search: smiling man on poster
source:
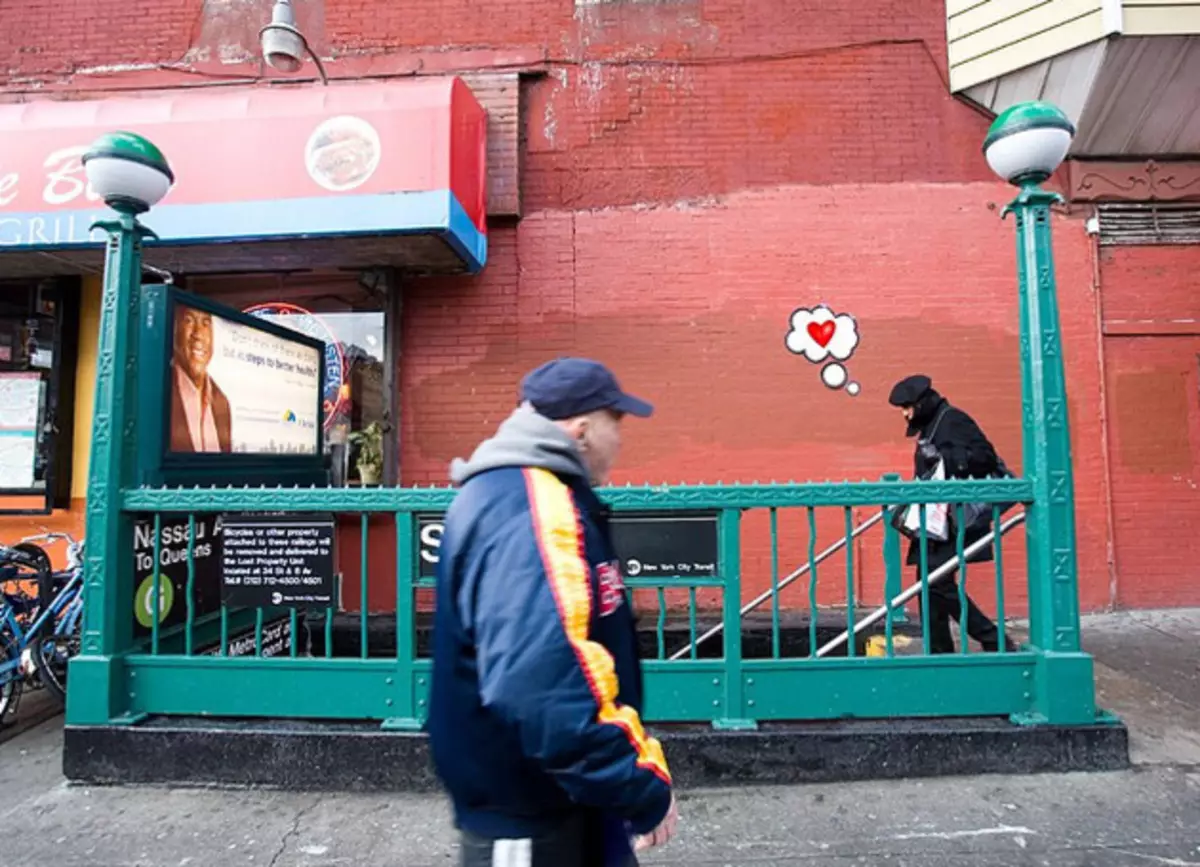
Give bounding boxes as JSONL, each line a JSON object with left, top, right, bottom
{"left": 170, "top": 305, "right": 232, "bottom": 453}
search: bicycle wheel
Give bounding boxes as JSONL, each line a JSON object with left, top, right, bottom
{"left": 33, "top": 597, "right": 81, "bottom": 706}
{"left": 0, "top": 678, "right": 20, "bottom": 724}
{"left": 0, "top": 628, "right": 21, "bottom": 725}
{"left": 11, "top": 543, "right": 54, "bottom": 612}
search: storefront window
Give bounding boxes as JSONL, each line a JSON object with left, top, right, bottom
{"left": 0, "top": 279, "right": 79, "bottom": 513}
{"left": 185, "top": 274, "right": 393, "bottom": 487}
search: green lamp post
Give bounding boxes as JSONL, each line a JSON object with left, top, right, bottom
{"left": 67, "top": 132, "right": 173, "bottom": 726}
{"left": 984, "top": 102, "right": 1096, "bottom": 725}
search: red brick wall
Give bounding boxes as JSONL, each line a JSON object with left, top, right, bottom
{"left": 399, "top": 186, "right": 1112, "bottom": 615}
{"left": 1, "top": 0, "right": 954, "bottom": 89}
{"left": 1, "top": 0, "right": 1132, "bottom": 615}
{"left": 1100, "top": 246, "right": 1200, "bottom": 609}
{"left": 1101, "top": 245, "right": 1200, "bottom": 325}
{"left": 0, "top": 0, "right": 195, "bottom": 82}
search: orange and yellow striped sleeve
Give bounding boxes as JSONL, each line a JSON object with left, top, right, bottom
{"left": 524, "top": 467, "right": 672, "bottom": 787}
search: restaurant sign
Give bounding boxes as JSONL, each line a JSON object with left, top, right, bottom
{"left": 0, "top": 78, "right": 489, "bottom": 271}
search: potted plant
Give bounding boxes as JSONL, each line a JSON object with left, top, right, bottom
{"left": 347, "top": 421, "right": 384, "bottom": 486}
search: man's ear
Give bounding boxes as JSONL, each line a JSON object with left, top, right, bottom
{"left": 564, "top": 415, "right": 589, "bottom": 447}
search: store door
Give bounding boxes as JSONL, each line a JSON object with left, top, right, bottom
{"left": 1104, "top": 335, "right": 1200, "bottom": 608}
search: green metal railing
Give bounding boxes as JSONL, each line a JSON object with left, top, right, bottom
{"left": 60, "top": 473, "right": 1099, "bottom": 731}
{"left": 66, "top": 144, "right": 1103, "bottom": 731}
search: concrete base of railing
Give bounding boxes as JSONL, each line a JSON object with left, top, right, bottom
{"left": 63, "top": 715, "right": 1128, "bottom": 791}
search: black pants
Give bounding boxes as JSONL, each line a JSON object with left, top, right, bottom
{"left": 459, "top": 813, "right": 638, "bottom": 867}
{"left": 917, "top": 576, "right": 1014, "bottom": 654}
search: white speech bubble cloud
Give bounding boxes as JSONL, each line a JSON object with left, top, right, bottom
{"left": 785, "top": 306, "right": 859, "bottom": 363}
{"left": 821, "top": 362, "right": 848, "bottom": 389}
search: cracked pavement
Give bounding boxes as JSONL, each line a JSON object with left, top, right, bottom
{"left": 2, "top": 609, "right": 1199, "bottom": 866}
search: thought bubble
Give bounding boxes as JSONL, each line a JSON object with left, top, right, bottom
{"left": 787, "top": 306, "right": 862, "bottom": 397}
{"left": 821, "top": 362, "right": 847, "bottom": 389}
{"left": 785, "top": 306, "right": 859, "bottom": 363}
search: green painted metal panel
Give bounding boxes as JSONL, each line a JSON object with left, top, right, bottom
{"left": 741, "top": 655, "right": 1037, "bottom": 720}
{"left": 118, "top": 653, "right": 1040, "bottom": 725}
{"left": 880, "top": 472, "right": 906, "bottom": 627}
{"left": 389, "top": 514, "right": 422, "bottom": 730}
{"left": 1009, "top": 184, "right": 1095, "bottom": 724}
{"left": 67, "top": 216, "right": 151, "bottom": 726}
{"left": 716, "top": 509, "right": 754, "bottom": 729}
{"left": 641, "top": 662, "right": 729, "bottom": 721}
{"left": 126, "top": 656, "right": 400, "bottom": 719}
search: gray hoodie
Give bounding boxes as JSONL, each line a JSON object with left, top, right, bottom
{"left": 449, "top": 404, "right": 589, "bottom": 486}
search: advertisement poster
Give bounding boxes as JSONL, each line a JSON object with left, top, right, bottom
{"left": 0, "top": 372, "right": 42, "bottom": 490}
{"left": 168, "top": 302, "right": 322, "bottom": 456}
{"left": 245, "top": 302, "right": 348, "bottom": 430}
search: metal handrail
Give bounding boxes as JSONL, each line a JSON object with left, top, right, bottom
{"left": 667, "top": 509, "right": 887, "bottom": 661}
{"left": 814, "top": 511, "right": 1027, "bottom": 658}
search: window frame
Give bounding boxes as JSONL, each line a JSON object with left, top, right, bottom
{"left": 0, "top": 277, "right": 80, "bottom": 515}
{"left": 177, "top": 270, "right": 399, "bottom": 487}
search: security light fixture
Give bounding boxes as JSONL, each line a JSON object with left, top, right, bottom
{"left": 260, "top": 0, "right": 329, "bottom": 85}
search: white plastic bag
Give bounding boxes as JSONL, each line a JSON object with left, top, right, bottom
{"left": 901, "top": 459, "right": 950, "bottom": 541}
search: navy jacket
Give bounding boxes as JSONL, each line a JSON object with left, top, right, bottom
{"left": 429, "top": 406, "right": 673, "bottom": 842}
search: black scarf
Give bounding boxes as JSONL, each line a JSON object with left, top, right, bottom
{"left": 905, "top": 390, "right": 946, "bottom": 439}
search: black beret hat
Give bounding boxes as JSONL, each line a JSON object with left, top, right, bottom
{"left": 888, "top": 375, "right": 933, "bottom": 407}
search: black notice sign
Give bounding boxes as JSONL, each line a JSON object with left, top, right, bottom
{"left": 611, "top": 512, "right": 718, "bottom": 578}
{"left": 221, "top": 514, "right": 336, "bottom": 608}
{"left": 415, "top": 510, "right": 719, "bottom": 580}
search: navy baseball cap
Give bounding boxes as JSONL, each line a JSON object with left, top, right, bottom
{"left": 521, "top": 357, "right": 654, "bottom": 420}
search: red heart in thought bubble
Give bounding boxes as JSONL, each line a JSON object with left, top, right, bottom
{"left": 807, "top": 320, "right": 836, "bottom": 348}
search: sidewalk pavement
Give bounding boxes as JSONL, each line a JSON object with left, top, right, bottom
{"left": 2, "top": 608, "right": 1199, "bottom": 867}
{"left": 1084, "top": 607, "right": 1200, "bottom": 766}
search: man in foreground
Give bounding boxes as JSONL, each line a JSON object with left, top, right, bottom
{"left": 429, "top": 357, "right": 677, "bottom": 867}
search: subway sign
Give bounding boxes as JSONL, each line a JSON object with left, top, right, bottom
{"left": 416, "top": 511, "right": 719, "bottom": 580}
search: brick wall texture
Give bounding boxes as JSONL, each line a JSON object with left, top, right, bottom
{"left": 1098, "top": 247, "right": 1200, "bottom": 610}
{"left": 3, "top": 0, "right": 1197, "bottom": 613}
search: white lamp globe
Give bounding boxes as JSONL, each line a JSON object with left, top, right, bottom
{"left": 983, "top": 102, "right": 1075, "bottom": 186}
{"left": 261, "top": 0, "right": 304, "bottom": 73}
{"left": 81, "top": 132, "right": 174, "bottom": 214}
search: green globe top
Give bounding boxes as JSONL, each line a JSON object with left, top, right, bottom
{"left": 81, "top": 131, "right": 175, "bottom": 212}
{"left": 982, "top": 101, "right": 1076, "bottom": 186}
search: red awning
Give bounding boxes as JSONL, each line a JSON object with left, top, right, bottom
{"left": 0, "top": 77, "right": 488, "bottom": 277}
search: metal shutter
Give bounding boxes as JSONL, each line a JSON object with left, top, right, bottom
{"left": 1097, "top": 203, "right": 1200, "bottom": 247}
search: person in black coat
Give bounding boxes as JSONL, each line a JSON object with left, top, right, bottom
{"left": 888, "top": 375, "right": 1016, "bottom": 654}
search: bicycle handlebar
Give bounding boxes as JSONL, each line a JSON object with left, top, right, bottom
{"left": 7, "top": 532, "right": 85, "bottom": 571}
{"left": 19, "top": 531, "right": 80, "bottom": 548}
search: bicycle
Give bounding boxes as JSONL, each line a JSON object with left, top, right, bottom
{"left": 0, "top": 532, "right": 85, "bottom": 722}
